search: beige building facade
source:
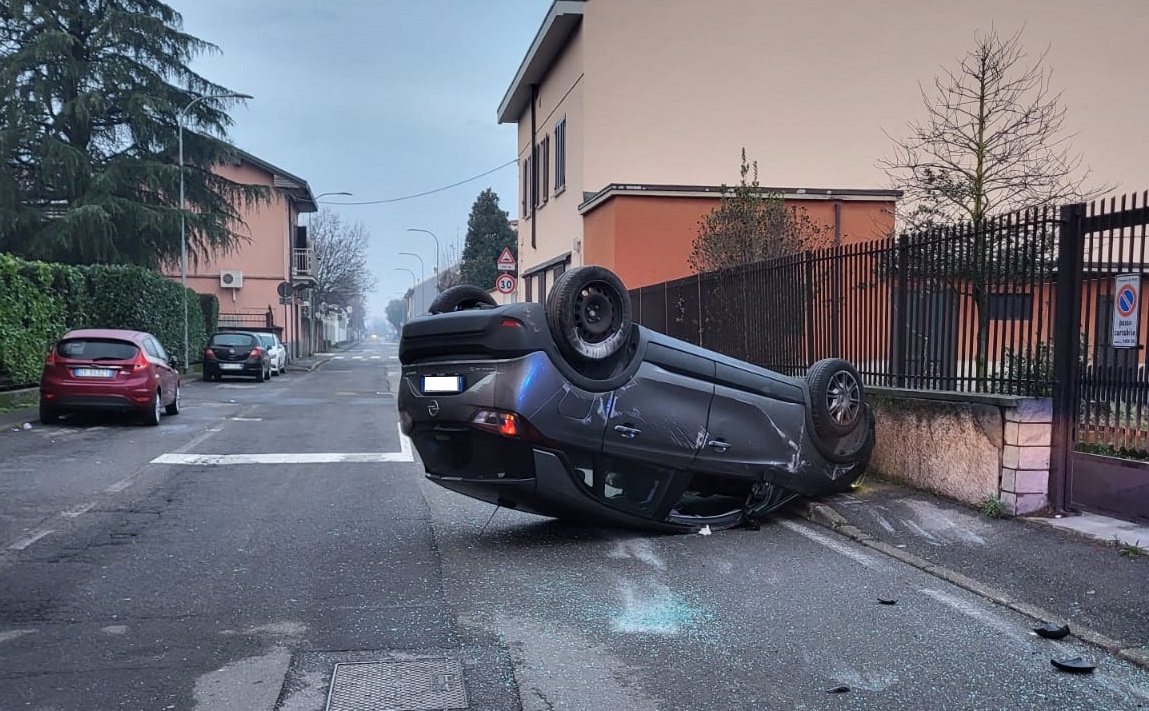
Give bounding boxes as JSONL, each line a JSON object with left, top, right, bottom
{"left": 499, "top": 0, "right": 1149, "bottom": 298}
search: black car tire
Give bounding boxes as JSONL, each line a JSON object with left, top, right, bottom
{"left": 428, "top": 285, "right": 497, "bottom": 314}
{"left": 546, "top": 266, "right": 633, "bottom": 362}
{"left": 165, "top": 386, "right": 180, "bottom": 416}
{"left": 143, "top": 390, "right": 161, "bottom": 426}
{"left": 806, "top": 358, "right": 864, "bottom": 439}
{"left": 255, "top": 367, "right": 265, "bottom": 383}
{"left": 39, "top": 401, "right": 59, "bottom": 425}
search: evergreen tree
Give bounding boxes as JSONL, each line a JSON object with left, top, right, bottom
{"left": 0, "top": 0, "right": 266, "bottom": 267}
{"left": 689, "top": 148, "right": 824, "bottom": 274}
{"left": 459, "top": 188, "right": 516, "bottom": 290}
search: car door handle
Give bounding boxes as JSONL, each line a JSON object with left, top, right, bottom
{"left": 614, "top": 425, "right": 641, "bottom": 439}
{"left": 707, "top": 440, "right": 731, "bottom": 452}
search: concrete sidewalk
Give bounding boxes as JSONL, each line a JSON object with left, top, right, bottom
{"left": 796, "top": 478, "right": 1149, "bottom": 670}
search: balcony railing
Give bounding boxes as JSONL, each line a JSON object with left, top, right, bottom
{"left": 292, "top": 248, "right": 316, "bottom": 282}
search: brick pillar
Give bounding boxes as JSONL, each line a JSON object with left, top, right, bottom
{"left": 1000, "top": 399, "right": 1053, "bottom": 515}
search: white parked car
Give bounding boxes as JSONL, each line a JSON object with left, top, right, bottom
{"left": 256, "top": 332, "right": 288, "bottom": 376}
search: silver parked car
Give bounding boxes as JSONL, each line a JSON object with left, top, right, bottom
{"left": 256, "top": 332, "right": 288, "bottom": 376}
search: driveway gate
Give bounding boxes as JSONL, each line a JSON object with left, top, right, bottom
{"left": 1052, "top": 193, "right": 1149, "bottom": 523}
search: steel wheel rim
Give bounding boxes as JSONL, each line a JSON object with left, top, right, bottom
{"left": 827, "top": 371, "right": 860, "bottom": 426}
{"left": 574, "top": 283, "right": 620, "bottom": 343}
{"left": 154, "top": 393, "right": 162, "bottom": 421}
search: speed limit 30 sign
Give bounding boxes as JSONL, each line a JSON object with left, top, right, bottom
{"left": 496, "top": 273, "right": 516, "bottom": 294}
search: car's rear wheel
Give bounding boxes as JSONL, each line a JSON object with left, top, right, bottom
{"left": 39, "top": 401, "right": 59, "bottom": 425}
{"left": 164, "top": 386, "right": 180, "bottom": 416}
{"left": 143, "top": 390, "right": 162, "bottom": 426}
{"left": 546, "top": 266, "right": 632, "bottom": 362}
{"left": 428, "top": 285, "right": 497, "bottom": 314}
{"left": 806, "top": 358, "right": 864, "bottom": 439}
{"left": 255, "top": 367, "right": 265, "bottom": 383}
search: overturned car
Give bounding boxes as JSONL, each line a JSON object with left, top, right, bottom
{"left": 397, "top": 266, "right": 874, "bottom": 533}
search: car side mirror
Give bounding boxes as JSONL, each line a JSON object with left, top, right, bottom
{"left": 169, "top": 355, "right": 179, "bottom": 368}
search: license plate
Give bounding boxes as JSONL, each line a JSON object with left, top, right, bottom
{"left": 73, "top": 368, "right": 115, "bottom": 378}
{"left": 220, "top": 363, "right": 243, "bottom": 370}
{"left": 422, "top": 375, "right": 464, "bottom": 393}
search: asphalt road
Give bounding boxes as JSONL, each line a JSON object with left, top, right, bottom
{"left": 0, "top": 341, "right": 1147, "bottom": 710}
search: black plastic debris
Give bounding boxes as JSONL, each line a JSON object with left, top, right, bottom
{"left": 1051, "top": 657, "right": 1096, "bottom": 673}
{"left": 1034, "top": 623, "right": 1071, "bottom": 639}
{"left": 826, "top": 685, "right": 851, "bottom": 693}
{"left": 878, "top": 597, "right": 897, "bottom": 605}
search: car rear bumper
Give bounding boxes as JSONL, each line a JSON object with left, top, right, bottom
{"left": 41, "top": 390, "right": 153, "bottom": 413}
{"left": 204, "top": 361, "right": 263, "bottom": 376}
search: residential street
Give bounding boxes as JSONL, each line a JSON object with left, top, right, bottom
{"left": 1, "top": 341, "right": 1148, "bottom": 710}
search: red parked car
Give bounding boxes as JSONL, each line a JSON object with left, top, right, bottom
{"left": 38, "top": 328, "right": 181, "bottom": 426}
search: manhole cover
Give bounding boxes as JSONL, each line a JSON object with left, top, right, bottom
{"left": 325, "top": 657, "right": 468, "bottom": 711}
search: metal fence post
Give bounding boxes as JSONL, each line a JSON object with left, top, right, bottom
{"left": 893, "top": 235, "right": 910, "bottom": 387}
{"left": 1049, "top": 202, "right": 1086, "bottom": 514}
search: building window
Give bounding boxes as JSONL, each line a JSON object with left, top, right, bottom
{"left": 540, "top": 135, "right": 550, "bottom": 206}
{"left": 554, "top": 117, "right": 566, "bottom": 192}
{"left": 988, "top": 293, "right": 1032, "bottom": 321}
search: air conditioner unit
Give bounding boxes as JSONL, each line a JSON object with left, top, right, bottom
{"left": 219, "top": 270, "right": 244, "bottom": 288}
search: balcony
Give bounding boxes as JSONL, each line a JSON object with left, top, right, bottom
{"left": 291, "top": 248, "right": 316, "bottom": 283}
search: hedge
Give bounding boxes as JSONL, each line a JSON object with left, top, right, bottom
{"left": 0, "top": 253, "right": 212, "bottom": 388}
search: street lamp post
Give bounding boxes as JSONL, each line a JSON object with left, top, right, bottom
{"left": 178, "top": 91, "right": 252, "bottom": 373}
{"left": 398, "top": 252, "right": 425, "bottom": 313}
{"left": 406, "top": 228, "right": 441, "bottom": 289}
{"left": 394, "top": 267, "right": 418, "bottom": 319}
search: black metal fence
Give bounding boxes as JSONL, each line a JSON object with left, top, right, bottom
{"left": 630, "top": 205, "right": 1064, "bottom": 396}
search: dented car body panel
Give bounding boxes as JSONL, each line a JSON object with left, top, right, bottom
{"left": 397, "top": 292, "right": 875, "bottom": 533}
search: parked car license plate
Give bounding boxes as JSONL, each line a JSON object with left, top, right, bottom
{"left": 422, "top": 375, "right": 464, "bottom": 393}
{"left": 73, "top": 368, "right": 115, "bottom": 378}
{"left": 220, "top": 363, "right": 243, "bottom": 370}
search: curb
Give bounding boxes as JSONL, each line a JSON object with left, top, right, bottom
{"left": 797, "top": 500, "right": 1149, "bottom": 672}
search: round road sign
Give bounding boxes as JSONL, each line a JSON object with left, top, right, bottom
{"left": 1118, "top": 284, "right": 1137, "bottom": 317}
{"left": 496, "top": 273, "right": 516, "bottom": 294}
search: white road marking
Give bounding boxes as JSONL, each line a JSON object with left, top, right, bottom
{"left": 228, "top": 417, "right": 263, "bottom": 422}
{"left": 151, "top": 424, "right": 415, "bottom": 465}
{"left": 8, "top": 529, "right": 54, "bottom": 551}
{"left": 921, "top": 589, "right": 1029, "bottom": 645}
{"left": 60, "top": 502, "right": 95, "bottom": 518}
{"left": 370, "top": 356, "right": 381, "bottom": 359}
{"left": 333, "top": 356, "right": 345, "bottom": 360}
{"left": 105, "top": 478, "right": 133, "bottom": 493}
{"left": 779, "top": 519, "right": 885, "bottom": 570}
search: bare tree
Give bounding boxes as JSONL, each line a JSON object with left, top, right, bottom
{"left": 879, "top": 26, "right": 1107, "bottom": 230}
{"left": 310, "top": 208, "right": 376, "bottom": 308}
{"left": 436, "top": 242, "right": 464, "bottom": 291}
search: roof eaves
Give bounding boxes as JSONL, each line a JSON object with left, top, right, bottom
{"left": 497, "top": 0, "right": 586, "bottom": 125}
{"left": 578, "top": 183, "right": 904, "bottom": 215}
{"left": 233, "top": 147, "right": 318, "bottom": 213}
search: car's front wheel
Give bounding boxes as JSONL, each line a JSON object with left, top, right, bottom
{"left": 164, "top": 386, "right": 180, "bottom": 416}
{"left": 806, "top": 358, "right": 864, "bottom": 439}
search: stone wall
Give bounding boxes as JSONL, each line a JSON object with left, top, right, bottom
{"left": 867, "top": 388, "right": 1053, "bottom": 515}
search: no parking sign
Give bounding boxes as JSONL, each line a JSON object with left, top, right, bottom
{"left": 1112, "top": 274, "right": 1140, "bottom": 348}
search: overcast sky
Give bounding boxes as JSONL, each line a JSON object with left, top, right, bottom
{"left": 170, "top": 0, "right": 550, "bottom": 321}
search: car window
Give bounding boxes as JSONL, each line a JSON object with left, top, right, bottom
{"left": 151, "top": 338, "right": 169, "bottom": 361}
{"left": 211, "top": 333, "right": 256, "bottom": 347}
{"left": 257, "top": 334, "right": 275, "bottom": 348}
{"left": 142, "top": 339, "right": 161, "bottom": 358}
{"left": 56, "top": 338, "right": 139, "bottom": 361}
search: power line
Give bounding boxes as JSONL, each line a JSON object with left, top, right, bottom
{"left": 322, "top": 159, "right": 518, "bottom": 206}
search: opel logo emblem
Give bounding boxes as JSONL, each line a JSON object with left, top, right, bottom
{"left": 428, "top": 400, "right": 440, "bottom": 417}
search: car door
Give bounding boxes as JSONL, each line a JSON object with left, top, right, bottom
{"left": 144, "top": 337, "right": 177, "bottom": 399}
{"left": 693, "top": 365, "right": 809, "bottom": 478}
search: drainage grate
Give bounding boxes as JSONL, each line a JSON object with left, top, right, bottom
{"left": 325, "top": 657, "right": 468, "bottom": 711}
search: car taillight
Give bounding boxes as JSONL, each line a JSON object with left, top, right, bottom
{"left": 130, "top": 351, "right": 150, "bottom": 372}
{"left": 204, "top": 348, "right": 215, "bottom": 359}
{"left": 500, "top": 318, "right": 523, "bottom": 328}
{"left": 45, "top": 349, "right": 57, "bottom": 366}
{"left": 470, "top": 409, "right": 550, "bottom": 443}
{"left": 249, "top": 347, "right": 263, "bottom": 359}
